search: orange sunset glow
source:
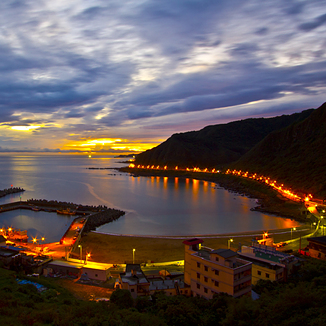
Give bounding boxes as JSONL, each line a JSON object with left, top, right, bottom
{"left": 62, "top": 138, "right": 160, "bottom": 153}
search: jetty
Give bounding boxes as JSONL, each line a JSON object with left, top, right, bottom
{"left": 0, "top": 187, "right": 25, "bottom": 198}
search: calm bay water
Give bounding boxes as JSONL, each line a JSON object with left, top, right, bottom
{"left": 0, "top": 154, "right": 299, "bottom": 241}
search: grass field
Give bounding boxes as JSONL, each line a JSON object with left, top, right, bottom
{"left": 75, "top": 225, "right": 313, "bottom": 264}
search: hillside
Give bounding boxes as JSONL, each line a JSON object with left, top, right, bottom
{"left": 233, "top": 102, "right": 326, "bottom": 197}
{"left": 135, "top": 109, "right": 313, "bottom": 168}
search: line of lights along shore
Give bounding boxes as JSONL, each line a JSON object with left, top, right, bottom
{"left": 128, "top": 163, "right": 314, "bottom": 203}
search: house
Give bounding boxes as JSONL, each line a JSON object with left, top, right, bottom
{"left": 183, "top": 238, "right": 252, "bottom": 299}
{"left": 117, "top": 264, "right": 189, "bottom": 299}
{"left": 238, "top": 242, "right": 300, "bottom": 284}
{"left": 118, "top": 264, "right": 150, "bottom": 299}
{"left": 307, "top": 236, "right": 326, "bottom": 260}
{"left": 46, "top": 260, "right": 83, "bottom": 277}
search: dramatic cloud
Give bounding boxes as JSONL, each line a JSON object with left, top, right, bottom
{"left": 0, "top": 0, "right": 325, "bottom": 152}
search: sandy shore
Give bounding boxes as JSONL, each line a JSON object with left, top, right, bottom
{"left": 76, "top": 225, "right": 312, "bottom": 264}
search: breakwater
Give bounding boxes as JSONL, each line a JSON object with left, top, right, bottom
{"left": 0, "top": 187, "right": 25, "bottom": 198}
{"left": 82, "top": 209, "right": 125, "bottom": 233}
{"left": 0, "top": 199, "right": 125, "bottom": 234}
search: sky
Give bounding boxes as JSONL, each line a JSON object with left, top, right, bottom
{"left": 0, "top": 0, "right": 326, "bottom": 154}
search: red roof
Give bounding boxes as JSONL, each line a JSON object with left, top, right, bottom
{"left": 182, "top": 238, "right": 204, "bottom": 245}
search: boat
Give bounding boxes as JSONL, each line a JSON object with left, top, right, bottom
{"left": 56, "top": 208, "right": 76, "bottom": 215}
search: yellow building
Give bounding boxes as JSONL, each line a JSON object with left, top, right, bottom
{"left": 183, "top": 238, "right": 252, "bottom": 299}
{"left": 238, "top": 243, "right": 299, "bottom": 284}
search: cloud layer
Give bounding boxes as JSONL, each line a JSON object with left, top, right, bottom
{"left": 0, "top": 0, "right": 326, "bottom": 151}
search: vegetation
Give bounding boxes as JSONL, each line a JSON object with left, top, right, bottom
{"left": 2, "top": 256, "right": 326, "bottom": 325}
{"left": 134, "top": 109, "right": 313, "bottom": 169}
{"left": 234, "top": 102, "right": 326, "bottom": 198}
{"left": 133, "top": 102, "right": 326, "bottom": 198}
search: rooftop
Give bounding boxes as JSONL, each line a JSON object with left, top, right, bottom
{"left": 183, "top": 238, "right": 204, "bottom": 246}
{"left": 308, "top": 236, "right": 326, "bottom": 245}
{"left": 211, "top": 248, "right": 237, "bottom": 259}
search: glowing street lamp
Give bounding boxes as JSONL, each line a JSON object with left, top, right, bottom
{"left": 228, "top": 238, "right": 233, "bottom": 249}
{"left": 322, "top": 216, "right": 325, "bottom": 236}
{"left": 85, "top": 253, "right": 91, "bottom": 265}
{"left": 291, "top": 227, "right": 296, "bottom": 240}
{"left": 78, "top": 244, "right": 82, "bottom": 262}
{"left": 133, "top": 248, "right": 136, "bottom": 264}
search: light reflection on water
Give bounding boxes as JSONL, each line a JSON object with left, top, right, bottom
{"left": 0, "top": 154, "right": 300, "bottom": 237}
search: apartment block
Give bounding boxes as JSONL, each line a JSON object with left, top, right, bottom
{"left": 183, "top": 238, "right": 252, "bottom": 299}
{"left": 238, "top": 243, "right": 300, "bottom": 284}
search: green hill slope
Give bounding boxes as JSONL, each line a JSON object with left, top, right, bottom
{"left": 234, "top": 102, "right": 326, "bottom": 197}
{"left": 135, "top": 109, "right": 313, "bottom": 168}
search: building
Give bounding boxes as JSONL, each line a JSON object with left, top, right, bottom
{"left": 117, "top": 264, "right": 188, "bottom": 299}
{"left": 238, "top": 242, "right": 300, "bottom": 284}
{"left": 183, "top": 238, "right": 252, "bottom": 299}
{"left": 307, "top": 236, "right": 326, "bottom": 260}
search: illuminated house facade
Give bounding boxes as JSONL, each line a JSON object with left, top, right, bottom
{"left": 118, "top": 264, "right": 188, "bottom": 299}
{"left": 183, "top": 239, "right": 252, "bottom": 299}
{"left": 238, "top": 243, "right": 300, "bottom": 284}
{"left": 307, "top": 236, "right": 326, "bottom": 260}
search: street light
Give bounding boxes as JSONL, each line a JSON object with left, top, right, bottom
{"left": 78, "top": 244, "right": 82, "bottom": 262}
{"left": 322, "top": 216, "right": 324, "bottom": 236}
{"left": 133, "top": 248, "right": 136, "bottom": 264}
{"left": 291, "top": 227, "right": 296, "bottom": 240}
{"left": 86, "top": 253, "right": 91, "bottom": 265}
{"left": 228, "top": 238, "right": 233, "bottom": 249}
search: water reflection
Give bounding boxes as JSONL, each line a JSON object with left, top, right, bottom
{"left": 0, "top": 154, "right": 301, "bottom": 237}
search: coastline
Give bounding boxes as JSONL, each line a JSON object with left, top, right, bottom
{"left": 117, "top": 166, "right": 309, "bottom": 223}
{"left": 92, "top": 225, "right": 306, "bottom": 239}
{"left": 78, "top": 225, "right": 312, "bottom": 264}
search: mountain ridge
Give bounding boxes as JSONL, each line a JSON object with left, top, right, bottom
{"left": 135, "top": 109, "right": 314, "bottom": 168}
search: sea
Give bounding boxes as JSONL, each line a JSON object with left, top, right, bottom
{"left": 0, "top": 154, "right": 300, "bottom": 242}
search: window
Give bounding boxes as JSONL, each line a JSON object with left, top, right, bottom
{"left": 204, "top": 266, "right": 208, "bottom": 272}
{"left": 197, "top": 283, "right": 200, "bottom": 289}
{"left": 215, "top": 280, "right": 219, "bottom": 287}
{"left": 257, "top": 271, "right": 261, "bottom": 276}
{"left": 215, "top": 269, "right": 219, "bottom": 276}
{"left": 204, "top": 287, "right": 208, "bottom": 293}
{"left": 266, "top": 273, "right": 270, "bottom": 278}
{"left": 197, "top": 262, "right": 201, "bottom": 268}
{"left": 197, "top": 272, "right": 200, "bottom": 279}
{"left": 131, "top": 289, "right": 134, "bottom": 292}
{"left": 204, "top": 276, "right": 208, "bottom": 282}
{"left": 215, "top": 257, "right": 219, "bottom": 262}
{"left": 95, "top": 274, "right": 98, "bottom": 277}
{"left": 185, "top": 290, "right": 188, "bottom": 294}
